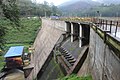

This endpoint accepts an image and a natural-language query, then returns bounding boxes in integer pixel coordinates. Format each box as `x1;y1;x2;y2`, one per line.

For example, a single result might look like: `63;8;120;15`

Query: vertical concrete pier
79;24;82;47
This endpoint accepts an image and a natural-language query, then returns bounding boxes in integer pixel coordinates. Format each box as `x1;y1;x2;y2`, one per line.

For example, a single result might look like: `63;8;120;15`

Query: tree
0;0;20;49
0;0;61;49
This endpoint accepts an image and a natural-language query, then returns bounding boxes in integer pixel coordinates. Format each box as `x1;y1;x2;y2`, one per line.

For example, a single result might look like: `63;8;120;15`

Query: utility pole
96;11;100;24
34;0;37;16
97;11;100;18
116;12;119;21
45;11;46;18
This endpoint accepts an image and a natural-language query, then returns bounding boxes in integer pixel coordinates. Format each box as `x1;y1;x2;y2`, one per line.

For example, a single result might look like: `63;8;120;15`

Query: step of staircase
64;54;72;58
68;59;76;63
66;56;75;61
69;59;76;66
70;63;75;66
65;52;71;56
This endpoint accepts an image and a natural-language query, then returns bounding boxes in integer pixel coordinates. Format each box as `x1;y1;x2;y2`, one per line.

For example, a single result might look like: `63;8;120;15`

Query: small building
4;46;24;69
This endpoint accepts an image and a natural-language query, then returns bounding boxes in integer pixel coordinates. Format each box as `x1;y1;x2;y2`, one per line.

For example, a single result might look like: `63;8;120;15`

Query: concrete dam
25;18;120;80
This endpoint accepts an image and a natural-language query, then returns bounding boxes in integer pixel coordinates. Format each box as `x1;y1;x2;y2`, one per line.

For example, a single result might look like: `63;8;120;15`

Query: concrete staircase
59;47;76;66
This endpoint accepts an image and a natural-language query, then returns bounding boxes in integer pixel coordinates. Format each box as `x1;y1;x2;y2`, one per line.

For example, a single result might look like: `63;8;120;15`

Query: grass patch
58;74;92;80
4;18;41;44
69;47;75;51
0;56;5;70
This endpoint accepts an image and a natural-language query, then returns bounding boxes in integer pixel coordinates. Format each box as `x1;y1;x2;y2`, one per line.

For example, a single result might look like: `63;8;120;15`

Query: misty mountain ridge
59;0;120;17
59;0;100;15
97;0;120;4
59;0;120;7
58;0;92;7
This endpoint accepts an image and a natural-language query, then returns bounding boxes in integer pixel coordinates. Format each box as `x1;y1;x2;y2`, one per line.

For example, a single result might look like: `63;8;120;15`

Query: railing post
110;21;112;33
99;19;101;28
105;20;107;30
98;19;100;27
100;19;102;28
115;21;118;37
71;23;74;42
102;20;104;30
101;19;103;28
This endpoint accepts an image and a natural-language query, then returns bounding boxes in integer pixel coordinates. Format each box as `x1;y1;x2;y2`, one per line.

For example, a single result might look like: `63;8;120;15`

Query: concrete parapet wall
89;27;120;80
26;19;65;80
42;19;66;31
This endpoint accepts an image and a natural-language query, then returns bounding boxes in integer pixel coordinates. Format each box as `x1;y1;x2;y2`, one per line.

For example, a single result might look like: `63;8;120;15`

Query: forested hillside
98;0;120;4
0;0;61;17
83;4;120;17
17;0;61;17
59;0;99;16
59;0;120;17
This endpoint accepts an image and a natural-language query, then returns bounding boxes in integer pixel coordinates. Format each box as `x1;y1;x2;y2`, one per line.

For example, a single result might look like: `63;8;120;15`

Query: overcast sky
35;0;70;5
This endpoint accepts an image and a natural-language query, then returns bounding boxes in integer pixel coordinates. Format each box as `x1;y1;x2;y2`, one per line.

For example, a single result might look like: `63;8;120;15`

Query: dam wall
26;19;120;80
89;27;120;80
26;19;65;80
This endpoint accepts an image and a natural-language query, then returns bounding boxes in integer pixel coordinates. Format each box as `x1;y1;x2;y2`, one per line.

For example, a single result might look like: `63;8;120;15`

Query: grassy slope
3;18;41;50
4;18;41;43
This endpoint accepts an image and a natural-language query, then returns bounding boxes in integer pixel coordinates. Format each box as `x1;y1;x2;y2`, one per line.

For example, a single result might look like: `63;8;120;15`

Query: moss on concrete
38;58;64;80
57;74;92;80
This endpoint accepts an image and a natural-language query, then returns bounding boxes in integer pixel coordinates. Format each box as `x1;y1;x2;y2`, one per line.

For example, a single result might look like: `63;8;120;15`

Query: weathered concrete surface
43;19;66;31
26;19;65;80
68;45;89;74
89;27;120;80
77;54;89;77
38;58;64;80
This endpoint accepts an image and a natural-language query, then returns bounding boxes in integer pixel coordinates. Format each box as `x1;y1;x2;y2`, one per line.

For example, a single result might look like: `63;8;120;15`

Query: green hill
0;17;41;52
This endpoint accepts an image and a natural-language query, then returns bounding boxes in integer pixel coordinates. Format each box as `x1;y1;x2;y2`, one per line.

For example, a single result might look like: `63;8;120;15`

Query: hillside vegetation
4;18;41;44
59;0;120;17
1;17;41;55
17;0;61;17
2;17;41;50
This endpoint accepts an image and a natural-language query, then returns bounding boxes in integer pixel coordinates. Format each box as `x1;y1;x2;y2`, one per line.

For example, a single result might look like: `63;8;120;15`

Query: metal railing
91;18;120;59
92;18;120;38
